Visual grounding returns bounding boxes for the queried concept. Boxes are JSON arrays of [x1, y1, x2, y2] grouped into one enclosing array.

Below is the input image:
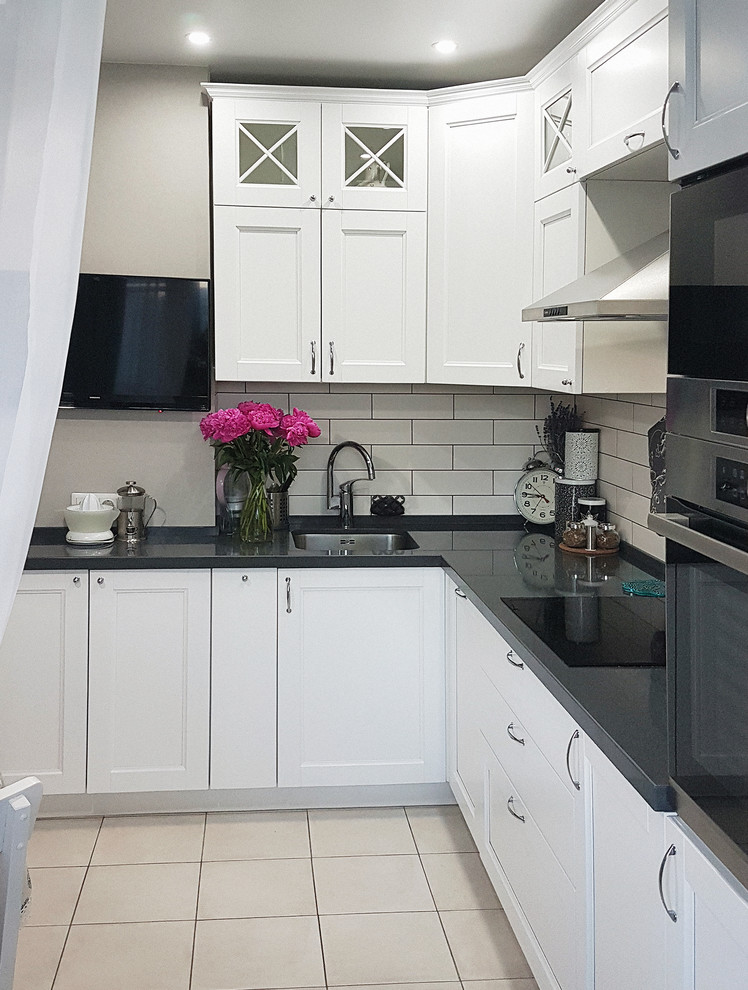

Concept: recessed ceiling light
[[187, 31, 211, 46], [432, 39, 458, 55]]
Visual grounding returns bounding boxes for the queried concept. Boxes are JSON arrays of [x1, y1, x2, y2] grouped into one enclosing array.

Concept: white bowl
[[64, 504, 119, 535]]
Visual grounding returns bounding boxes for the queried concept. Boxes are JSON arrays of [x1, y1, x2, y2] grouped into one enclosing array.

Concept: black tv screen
[[61, 273, 211, 411]]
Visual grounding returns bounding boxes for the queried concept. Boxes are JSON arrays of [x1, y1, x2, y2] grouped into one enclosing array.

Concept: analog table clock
[[514, 467, 556, 525]]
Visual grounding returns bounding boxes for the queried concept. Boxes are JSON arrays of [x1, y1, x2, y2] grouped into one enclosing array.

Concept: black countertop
[[27, 516, 671, 812]]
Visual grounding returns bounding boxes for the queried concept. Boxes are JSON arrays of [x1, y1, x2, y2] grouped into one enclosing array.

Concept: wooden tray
[[558, 541, 619, 556]]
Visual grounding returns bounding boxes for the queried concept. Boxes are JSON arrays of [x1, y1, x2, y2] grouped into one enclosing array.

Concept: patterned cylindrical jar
[[554, 478, 596, 543], [564, 429, 599, 481]]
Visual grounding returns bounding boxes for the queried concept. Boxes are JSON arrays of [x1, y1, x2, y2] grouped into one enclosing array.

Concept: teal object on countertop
[[621, 579, 665, 598]]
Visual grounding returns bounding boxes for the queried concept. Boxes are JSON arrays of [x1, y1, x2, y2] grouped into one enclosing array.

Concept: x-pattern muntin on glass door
[[542, 90, 573, 174], [344, 125, 406, 189], [238, 120, 300, 186]]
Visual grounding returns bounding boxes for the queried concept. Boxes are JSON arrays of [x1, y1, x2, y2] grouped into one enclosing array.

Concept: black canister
[[554, 478, 596, 543]]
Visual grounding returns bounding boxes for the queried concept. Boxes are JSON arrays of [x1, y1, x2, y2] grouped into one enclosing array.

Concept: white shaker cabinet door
[[277, 567, 445, 787], [667, 0, 748, 180], [213, 205, 321, 382], [211, 569, 277, 790], [0, 572, 88, 794], [322, 209, 426, 383], [87, 569, 210, 793], [427, 89, 534, 386]]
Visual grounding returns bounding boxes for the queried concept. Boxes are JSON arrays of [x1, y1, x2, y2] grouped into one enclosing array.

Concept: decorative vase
[[239, 475, 272, 543], [564, 429, 599, 481]]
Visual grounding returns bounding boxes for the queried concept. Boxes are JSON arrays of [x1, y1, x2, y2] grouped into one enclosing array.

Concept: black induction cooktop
[[501, 595, 666, 668]]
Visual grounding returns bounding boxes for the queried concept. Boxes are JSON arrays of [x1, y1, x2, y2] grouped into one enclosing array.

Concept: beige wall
[[37, 62, 215, 527]]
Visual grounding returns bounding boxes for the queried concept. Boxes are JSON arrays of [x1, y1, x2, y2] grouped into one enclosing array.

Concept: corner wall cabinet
[[278, 567, 445, 787], [0, 572, 88, 795], [533, 56, 584, 201], [206, 86, 428, 383], [667, 0, 748, 180], [427, 88, 534, 386], [87, 569, 211, 793]]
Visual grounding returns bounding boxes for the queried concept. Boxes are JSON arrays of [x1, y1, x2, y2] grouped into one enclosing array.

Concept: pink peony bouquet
[[200, 401, 321, 492]]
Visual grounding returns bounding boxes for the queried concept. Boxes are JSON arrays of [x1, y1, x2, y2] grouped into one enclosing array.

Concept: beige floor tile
[[26, 818, 101, 868], [203, 810, 310, 861], [440, 909, 533, 981], [314, 854, 435, 914], [90, 813, 205, 864], [26, 867, 85, 926], [198, 858, 317, 919], [421, 852, 502, 911], [405, 806, 477, 854], [334, 985, 460, 990], [309, 807, 416, 857], [53, 921, 193, 990], [463, 981, 538, 990], [73, 862, 199, 923], [12, 925, 67, 990], [320, 911, 458, 985], [192, 916, 325, 990]]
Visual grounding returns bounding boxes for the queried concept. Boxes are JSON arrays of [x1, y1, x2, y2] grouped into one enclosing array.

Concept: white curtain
[[0, 0, 106, 641]]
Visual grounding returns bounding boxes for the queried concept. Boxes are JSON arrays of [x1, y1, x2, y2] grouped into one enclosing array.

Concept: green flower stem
[[238, 474, 272, 543]]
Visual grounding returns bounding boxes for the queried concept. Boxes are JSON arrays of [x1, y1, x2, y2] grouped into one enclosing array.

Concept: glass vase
[[239, 475, 272, 543]]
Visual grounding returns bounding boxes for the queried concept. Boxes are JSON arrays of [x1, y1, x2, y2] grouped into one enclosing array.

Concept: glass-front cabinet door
[[322, 103, 427, 211], [534, 57, 583, 200], [210, 97, 321, 208]]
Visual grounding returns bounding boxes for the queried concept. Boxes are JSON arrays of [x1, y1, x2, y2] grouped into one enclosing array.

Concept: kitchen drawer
[[480, 667, 577, 880], [480, 633, 582, 792], [484, 737, 577, 990]]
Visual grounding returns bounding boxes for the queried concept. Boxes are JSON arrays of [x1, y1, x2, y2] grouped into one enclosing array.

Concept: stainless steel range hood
[[522, 230, 669, 322]]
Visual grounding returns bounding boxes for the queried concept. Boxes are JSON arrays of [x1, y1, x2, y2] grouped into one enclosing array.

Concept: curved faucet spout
[[327, 441, 376, 528]]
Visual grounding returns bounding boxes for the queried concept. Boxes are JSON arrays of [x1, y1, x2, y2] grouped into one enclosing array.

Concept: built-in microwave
[[669, 156, 748, 383]]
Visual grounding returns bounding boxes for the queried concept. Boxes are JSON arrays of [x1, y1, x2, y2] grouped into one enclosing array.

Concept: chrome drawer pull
[[454, 588, 467, 599], [507, 796, 525, 822], [658, 844, 678, 922], [566, 729, 581, 790], [507, 723, 525, 745], [285, 576, 292, 614], [506, 650, 524, 669], [310, 340, 316, 375], [661, 82, 681, 160]]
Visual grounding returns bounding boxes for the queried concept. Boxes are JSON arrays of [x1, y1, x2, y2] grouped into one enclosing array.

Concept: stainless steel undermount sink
[[292, 530, 419, 554]]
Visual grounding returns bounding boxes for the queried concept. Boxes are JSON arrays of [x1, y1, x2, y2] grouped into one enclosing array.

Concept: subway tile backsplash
[[212, 384, 665, 561]]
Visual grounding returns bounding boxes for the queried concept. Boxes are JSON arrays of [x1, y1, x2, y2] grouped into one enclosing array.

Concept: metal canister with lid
[[116, 481, 157, 543]]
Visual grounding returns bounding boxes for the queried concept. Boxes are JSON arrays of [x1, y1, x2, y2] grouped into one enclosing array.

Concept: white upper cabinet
[[579, 0, 669, 177], [0, 572, 88, 795], [534, 57, 584, 200], [213, 205, 321, 382], [209, 90, 427, 211], [211, 97, 321, 208], [322, 209, 426, 382], [321, 103, 427, 211], [428, 88, 534, 386], [667, 0, 748, 180]]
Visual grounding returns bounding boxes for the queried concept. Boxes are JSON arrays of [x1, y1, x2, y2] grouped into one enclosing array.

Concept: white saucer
[[66, 530, 115, 545]]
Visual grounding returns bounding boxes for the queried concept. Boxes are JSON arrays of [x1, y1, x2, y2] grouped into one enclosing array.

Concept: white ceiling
[[102, 0, 605, 89]]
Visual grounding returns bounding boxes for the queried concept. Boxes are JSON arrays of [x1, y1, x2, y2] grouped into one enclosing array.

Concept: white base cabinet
[[666, 817, 748, 990], [87, 569, 211, 793], [278, 567, 445, 787], [210, 569, 277, 789], [0, 572, 88, 795]]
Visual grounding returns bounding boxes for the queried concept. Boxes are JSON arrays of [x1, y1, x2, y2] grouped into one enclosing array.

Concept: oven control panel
[[716, 456, 748, 507]]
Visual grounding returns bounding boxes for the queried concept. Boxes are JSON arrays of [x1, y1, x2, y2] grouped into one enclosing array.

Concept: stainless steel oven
[[650, 377, 748, 889]]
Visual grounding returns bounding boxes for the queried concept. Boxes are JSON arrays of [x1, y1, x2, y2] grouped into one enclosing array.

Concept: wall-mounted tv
[[61, 273, 211, 411]]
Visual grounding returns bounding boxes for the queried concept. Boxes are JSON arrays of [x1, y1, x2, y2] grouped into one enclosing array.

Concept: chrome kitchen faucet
[[326, 441, 376, 529]]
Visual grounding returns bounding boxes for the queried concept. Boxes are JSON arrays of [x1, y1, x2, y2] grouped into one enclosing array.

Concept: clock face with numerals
[[513, 533, 556, 588], [514, 468, 556, 524]]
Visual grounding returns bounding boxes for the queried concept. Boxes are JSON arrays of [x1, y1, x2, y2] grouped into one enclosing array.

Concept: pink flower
[[239, 401, 282, 435], [199, 407, 251, 443], [280, 408, 321, 447]]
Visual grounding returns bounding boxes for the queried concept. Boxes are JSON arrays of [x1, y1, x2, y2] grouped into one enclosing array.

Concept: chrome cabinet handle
[[454, 588, 467, 599], [328, 195, 335, 204], [566, 166, 577, 174], [566, 729, 581, 790], [242, 574, 248, 582], [507, 650, 524, 669], [661, 82, 681, 160], [310, 340, 316, 375], [73, 576, 80, 585], [97, 577, 104, 586], [285, 576, 292, 613], [507, 796, 525, 822], [309, 194, 317, 202], [658, 844, 678, 922], [561, 378, 573, 386], [507, 722, 525, 746], [516, 342, 525, 380], [624, 131, 646, 149], [329, 341, 335, 376]]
